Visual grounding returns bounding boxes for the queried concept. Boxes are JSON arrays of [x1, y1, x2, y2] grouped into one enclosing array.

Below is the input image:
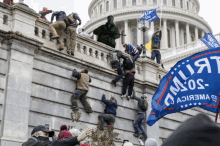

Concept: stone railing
[[162, 33, 220, 63]]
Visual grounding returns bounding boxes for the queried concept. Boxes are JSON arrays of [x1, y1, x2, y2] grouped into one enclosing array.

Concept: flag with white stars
[[200, 33, 220, 49], [147, 47, 220, 126]]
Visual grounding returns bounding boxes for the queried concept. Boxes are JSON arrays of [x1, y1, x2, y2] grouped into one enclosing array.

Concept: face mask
[[37, 136, 49, 141]]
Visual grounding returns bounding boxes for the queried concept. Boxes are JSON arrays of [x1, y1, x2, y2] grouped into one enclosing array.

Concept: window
[[172, 0, 175, 6], [42, 30, 46, 39], [114, 0, 117, 9], [100, 5, 102, 14], [106, 1, 109, 11], [163, 0, 166, 5], [153, 0, 157, 5], [3, 15, 8, 25], [180, 0, 183, 8], [132, 28, 137, 47], [132, 0, 136, 6], [143, 0, 146, 5], [35, 27, 39, 36], [123, 0, 126, 7], [121, 30, 125, 44]]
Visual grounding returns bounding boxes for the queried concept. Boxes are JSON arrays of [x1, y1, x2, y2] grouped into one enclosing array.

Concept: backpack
[[139, 99, 148, 111], [109, 51, 119, 64], [123, 57, 134, 70]]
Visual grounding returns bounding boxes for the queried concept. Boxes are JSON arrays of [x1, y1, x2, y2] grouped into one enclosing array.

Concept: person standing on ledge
[[3, 0, 13, 5], [71, 69, 93, 113], [93, 15, 120, 48], [151, 30, 162, 64]]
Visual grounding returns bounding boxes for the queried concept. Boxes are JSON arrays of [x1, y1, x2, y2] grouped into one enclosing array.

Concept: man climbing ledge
[[98, 92, 117, 130], [131, 89, 148, 140], [71, 69, 93, 113]]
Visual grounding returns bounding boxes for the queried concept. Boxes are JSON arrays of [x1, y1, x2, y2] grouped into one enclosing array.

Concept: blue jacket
[[102, 95, 117, 116]]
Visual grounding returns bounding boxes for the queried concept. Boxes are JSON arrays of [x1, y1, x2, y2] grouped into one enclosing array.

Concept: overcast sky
[[12, 0, 220, 34]]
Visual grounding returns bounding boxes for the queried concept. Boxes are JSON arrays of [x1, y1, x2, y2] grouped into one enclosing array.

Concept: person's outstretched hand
[[77, 127, 93, 142]]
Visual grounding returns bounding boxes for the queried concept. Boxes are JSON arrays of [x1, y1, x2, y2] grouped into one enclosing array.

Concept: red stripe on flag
[[203, 103, 217, 108], [157, 76, 172, 104], [191, 51, 220, 60]]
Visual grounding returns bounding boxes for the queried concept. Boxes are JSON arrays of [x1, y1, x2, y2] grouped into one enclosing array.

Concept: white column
[[195, 26, 198, 40], [171, 26, 175, 48], [186, 23, 190, 44], [175, 20, 180, 47], [163, 19, 168, 48], [150, 21, 155, 32], [94, 34, 97, 41], [137, 19, 142, 45], [180, 28, 184, 45], [124, 20, 129, 43]]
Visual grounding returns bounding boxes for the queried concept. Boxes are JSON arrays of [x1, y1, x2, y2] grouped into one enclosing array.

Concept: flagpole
[[215, 94, 220, 123]]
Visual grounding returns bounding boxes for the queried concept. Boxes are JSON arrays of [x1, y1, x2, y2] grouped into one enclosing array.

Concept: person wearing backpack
[[123, 43, 142, 64], [131, 89, 148, 139], [110, 50, 127, 87]]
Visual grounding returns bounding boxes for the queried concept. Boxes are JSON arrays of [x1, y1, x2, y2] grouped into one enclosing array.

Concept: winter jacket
[[57, 125, 73, 140], [162, 113, 220, 146], [22, 136, 79, 146], [72, 71, 91, 91], [102, 95, 117, 116], [51, 11, 70, 22], [133, 92, 148, 114], [125, 44, 139, 55], [151, 30, 162, 50]]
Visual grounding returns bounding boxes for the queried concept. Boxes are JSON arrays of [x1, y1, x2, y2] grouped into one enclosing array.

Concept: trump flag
[[147, 47, 220, 126], [200, 33, 220, 49], [140, 8, 159, 22]]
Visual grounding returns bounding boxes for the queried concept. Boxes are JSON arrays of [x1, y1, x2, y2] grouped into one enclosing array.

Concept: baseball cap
[[31, 125, 54, 137]]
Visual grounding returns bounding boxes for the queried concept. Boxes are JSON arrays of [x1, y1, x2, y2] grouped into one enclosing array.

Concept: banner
[[140, 8, 159, 22], [147, 47, 220, 126], [145, 41, 152, 54], [200, 33, 220, 49]]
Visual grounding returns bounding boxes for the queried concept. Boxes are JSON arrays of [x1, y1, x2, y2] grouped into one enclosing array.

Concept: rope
[[160, 0, 163, 28]]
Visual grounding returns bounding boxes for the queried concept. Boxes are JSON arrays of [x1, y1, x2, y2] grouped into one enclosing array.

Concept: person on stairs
[[71, 69, 93, 113], [131, 89, 148, 140], [98, 92, 117, 130]]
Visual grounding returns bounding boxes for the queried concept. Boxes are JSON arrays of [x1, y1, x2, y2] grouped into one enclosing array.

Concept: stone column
[[0, 40, 40, 146], [180, 28, 184, 45], [171, 26, 176, 48], [195, 26, 198, 40], [124, 20, 129, 43], [137, 19, 142, 45], [163, 19, 168, 48], [175, 20, 180, 47], [201, 30, 205, 38], [150, 21, 155, 32], [94, 35, 97, 41], [186, 23, 190, 44]]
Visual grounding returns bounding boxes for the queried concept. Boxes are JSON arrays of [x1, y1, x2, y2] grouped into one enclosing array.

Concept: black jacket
[[162, 113, 220, 146], [22, 136, 79, 146], [102, 95, 117, 116], [133, 92, 148, 113], [51, 11, 71, 22]]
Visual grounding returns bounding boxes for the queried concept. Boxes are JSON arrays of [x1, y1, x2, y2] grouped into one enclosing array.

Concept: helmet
[[145, 138, 158, 146]]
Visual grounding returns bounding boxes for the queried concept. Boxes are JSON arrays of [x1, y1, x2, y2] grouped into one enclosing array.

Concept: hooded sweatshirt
[[57, 125, 73, 140], [162, 113, 220, 146]]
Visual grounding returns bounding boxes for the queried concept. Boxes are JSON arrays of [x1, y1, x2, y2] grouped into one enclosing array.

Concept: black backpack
[[139, 99, 148, 111], [123, 57, 134, 70]]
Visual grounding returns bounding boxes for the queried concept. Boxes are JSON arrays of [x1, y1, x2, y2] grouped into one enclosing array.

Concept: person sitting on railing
[[151, 30, 162, 64]]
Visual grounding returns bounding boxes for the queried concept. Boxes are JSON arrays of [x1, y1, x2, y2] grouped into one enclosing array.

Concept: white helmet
[[69, 128, 81, 137], [123, 142, 133, 146], [145, 138, 158, 146]]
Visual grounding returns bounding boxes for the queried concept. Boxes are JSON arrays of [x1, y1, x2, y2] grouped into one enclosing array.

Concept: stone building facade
[[0, 1, 218, 146]]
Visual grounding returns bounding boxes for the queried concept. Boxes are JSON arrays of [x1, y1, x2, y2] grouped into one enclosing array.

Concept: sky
[[11, 0, 220, 34]]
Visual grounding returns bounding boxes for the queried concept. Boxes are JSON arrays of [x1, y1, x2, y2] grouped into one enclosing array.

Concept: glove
[[77, 127, 93, 142], [78, 21, 81, 25]]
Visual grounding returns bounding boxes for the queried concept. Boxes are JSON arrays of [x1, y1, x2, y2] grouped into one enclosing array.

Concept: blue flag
[[147, 47, 220, 126], [200, 33, 220, 49], [140, 8, 159, 22]]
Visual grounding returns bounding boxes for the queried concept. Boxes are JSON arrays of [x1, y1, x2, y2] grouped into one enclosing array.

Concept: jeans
[[133, 113, 146, 136], [133, 53, 140, 65], [151, 50, 161, 64], [98, 113, 115, 128], [112, 66, 123, 83]]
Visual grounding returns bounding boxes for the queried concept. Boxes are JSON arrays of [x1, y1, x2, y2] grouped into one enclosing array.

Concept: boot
[[127, 96, 131, 100], [52, 35, 59, 39], [133, 133, 140, 137], [71, 106, 79, 111], [86, 109, 93, 114], [121, 95, 126, 99], [111, 80, 117, 87]]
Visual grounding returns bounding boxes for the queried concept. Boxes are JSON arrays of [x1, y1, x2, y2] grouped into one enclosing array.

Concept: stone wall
[[0, 2, 219, 146]]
